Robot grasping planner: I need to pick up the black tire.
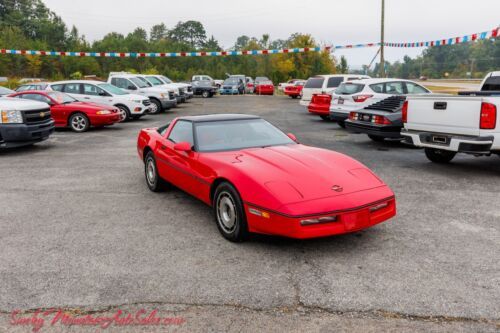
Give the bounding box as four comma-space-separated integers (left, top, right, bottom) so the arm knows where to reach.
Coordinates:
424, 148, 456, 164
144, 151, 168, 192
213, 182, 249, 242
202, 90, 210, 98
368, 135, 385, 142
149, 99, 162, 115
320, 115, 330, 121
337, 121, 346, 128
291, 95, 298, 99
68, 113, 90, 133
116, 105, 131, 122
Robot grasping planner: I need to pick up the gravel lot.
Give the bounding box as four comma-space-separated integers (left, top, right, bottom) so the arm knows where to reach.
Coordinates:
0, 95, 499, 332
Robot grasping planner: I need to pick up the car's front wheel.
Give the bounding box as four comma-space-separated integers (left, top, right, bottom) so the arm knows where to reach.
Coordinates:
424, 148, 456, 164
116, 105, 131, 122
149, 99, 162, 115
213, 182, 248, 242
202, 91, 210, 98
144, 151, 168, 192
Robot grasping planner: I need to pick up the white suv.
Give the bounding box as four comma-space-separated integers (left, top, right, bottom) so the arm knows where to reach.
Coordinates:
156, 75, 193, 101
108, 74, 177, 114
48, 80, 151, 122
300, 74, 370, 107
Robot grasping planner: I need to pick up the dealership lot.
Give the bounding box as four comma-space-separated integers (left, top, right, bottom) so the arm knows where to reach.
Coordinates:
0, 95, 499, 331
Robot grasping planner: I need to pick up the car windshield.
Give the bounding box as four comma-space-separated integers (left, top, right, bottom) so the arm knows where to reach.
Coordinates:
195, 118, 295, 152
335, 83, 365, 95
258, 81, 273, 85
224, 78, 240, 85
97, 83, 129, 95
0, 86, 13, 95
130, 77, 149, 88
160, 76, 173, 84
146, 76, 164, 86
47, 91, 76, 103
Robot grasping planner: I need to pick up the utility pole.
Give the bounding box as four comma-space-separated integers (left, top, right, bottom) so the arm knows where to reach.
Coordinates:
380, 0, 386, 78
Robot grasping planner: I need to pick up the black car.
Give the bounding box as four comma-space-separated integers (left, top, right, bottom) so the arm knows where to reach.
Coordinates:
344, 96, 407, 142
192, 81, 217, 98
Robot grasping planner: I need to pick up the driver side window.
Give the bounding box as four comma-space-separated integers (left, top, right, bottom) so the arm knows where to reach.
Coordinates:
83, 84, 105, 96
168, 120, 194, 147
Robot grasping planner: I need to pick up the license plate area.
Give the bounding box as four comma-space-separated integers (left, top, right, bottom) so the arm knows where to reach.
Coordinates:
432, 135, 449, 145
338, 98, 344, 104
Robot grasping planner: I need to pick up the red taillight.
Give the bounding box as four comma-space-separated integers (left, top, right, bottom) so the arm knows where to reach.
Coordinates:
353, 94, 373, 103
402, 101, 408, 123
372, 115, 392, 125
480, 102, 497, 129
349, 112, 358, 120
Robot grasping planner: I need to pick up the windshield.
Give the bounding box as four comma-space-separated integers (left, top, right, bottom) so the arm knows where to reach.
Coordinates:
97, 83, 129, 95
146, 76, 164, 86
130, 77, 149, 88
195, 119, 295, 152
335, 83, 365, 95
304, 77, 324, 89
160, 76, 173, 84
224, 78, 240, 85
136, 77, 152, 87
258, 80, 273, 85
47, 91, 76, 103
0, 86, 13, 95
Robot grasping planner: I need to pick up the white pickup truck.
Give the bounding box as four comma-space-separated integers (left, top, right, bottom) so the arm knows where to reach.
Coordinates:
401, 72, 500, 163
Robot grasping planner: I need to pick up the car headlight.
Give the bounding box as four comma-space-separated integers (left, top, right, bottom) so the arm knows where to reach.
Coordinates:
160, 93, 166, 98
96, 110, 112, 115
1, 110, 23, 124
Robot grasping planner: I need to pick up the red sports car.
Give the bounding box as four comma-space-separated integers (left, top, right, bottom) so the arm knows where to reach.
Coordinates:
308, 93, 332, 121
284, 81, 305, 99
10, 91, 121, 132
254, 81, 275, 95
137, 114, 396, 242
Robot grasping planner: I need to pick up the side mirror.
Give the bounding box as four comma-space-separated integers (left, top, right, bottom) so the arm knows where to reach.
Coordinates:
287, 133, 298, 143
173, 142, 192, 152
127, 85, 137, 90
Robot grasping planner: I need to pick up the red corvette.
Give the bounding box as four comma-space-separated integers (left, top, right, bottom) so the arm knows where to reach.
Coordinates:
137, 114, 396, 242
10, 91, 120, 132
308, 93, 332, 121
284, 81, 305, 99
254, 81, 275, 95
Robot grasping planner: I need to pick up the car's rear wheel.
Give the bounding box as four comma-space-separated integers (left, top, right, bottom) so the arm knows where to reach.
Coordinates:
213, 182, 248, 242
149, 99, 162, 114
424, 148, 456, 164
116, 105, 131, 122
202, 91, 210, 98
69, 113, 90, 132
337, 120, 346, 128
368, 135, 385, 142
144, 151, 168, 192
291, 95, 298, 99
320, 115, 330, 121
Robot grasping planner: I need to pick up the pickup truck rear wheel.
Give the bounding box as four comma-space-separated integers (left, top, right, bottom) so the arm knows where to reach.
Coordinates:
69, 113, 90, 133
424, 148, 456, 164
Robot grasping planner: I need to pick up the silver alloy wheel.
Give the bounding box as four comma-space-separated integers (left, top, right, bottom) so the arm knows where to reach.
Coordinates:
217, 192, 237, 233
146, 157, 156, 186
150, 102, 159, 114
202, 91, 209, 98
118, 107, 127, 122
71, 115, 87, 131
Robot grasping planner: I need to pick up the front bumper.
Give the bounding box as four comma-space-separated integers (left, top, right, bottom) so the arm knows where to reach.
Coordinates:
90, 114, 121, 126
220, 89, 239, 95
161, 99, 177, 109
308, 104, 330, 116
245, 196, 396, 239
345, 120, 403, 139
0, 120, 55, 148
401, 130, 494, 154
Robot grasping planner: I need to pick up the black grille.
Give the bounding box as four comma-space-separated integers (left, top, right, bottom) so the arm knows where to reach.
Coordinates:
142, 100, 151, 106
187, 86, 193, 92
179, 89, 185, 96
169, 92, 175, 100
23, 108, 52, 125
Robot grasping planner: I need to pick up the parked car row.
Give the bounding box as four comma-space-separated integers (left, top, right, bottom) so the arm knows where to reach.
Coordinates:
301, 71, 500, 164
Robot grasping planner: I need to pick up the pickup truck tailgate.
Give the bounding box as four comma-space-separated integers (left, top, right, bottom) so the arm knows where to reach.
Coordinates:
406, 96, 482, 136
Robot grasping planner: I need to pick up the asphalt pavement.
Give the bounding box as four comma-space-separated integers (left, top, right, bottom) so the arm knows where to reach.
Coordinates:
0, 95, 498, 332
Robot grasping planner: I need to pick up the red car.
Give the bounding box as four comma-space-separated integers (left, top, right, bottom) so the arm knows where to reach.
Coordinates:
137, 114, 396, 242
254, 81, 275, 95
308, 93, 332, 121
284, 81, 305, 99
10, 91, 121, 132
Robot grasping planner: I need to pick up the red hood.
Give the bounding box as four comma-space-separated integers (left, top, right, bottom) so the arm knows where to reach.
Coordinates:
203, 144, 389, 206
64, 102, 114, 111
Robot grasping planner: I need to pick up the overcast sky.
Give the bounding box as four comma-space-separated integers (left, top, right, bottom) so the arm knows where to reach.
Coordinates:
42, 0, 500, 68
